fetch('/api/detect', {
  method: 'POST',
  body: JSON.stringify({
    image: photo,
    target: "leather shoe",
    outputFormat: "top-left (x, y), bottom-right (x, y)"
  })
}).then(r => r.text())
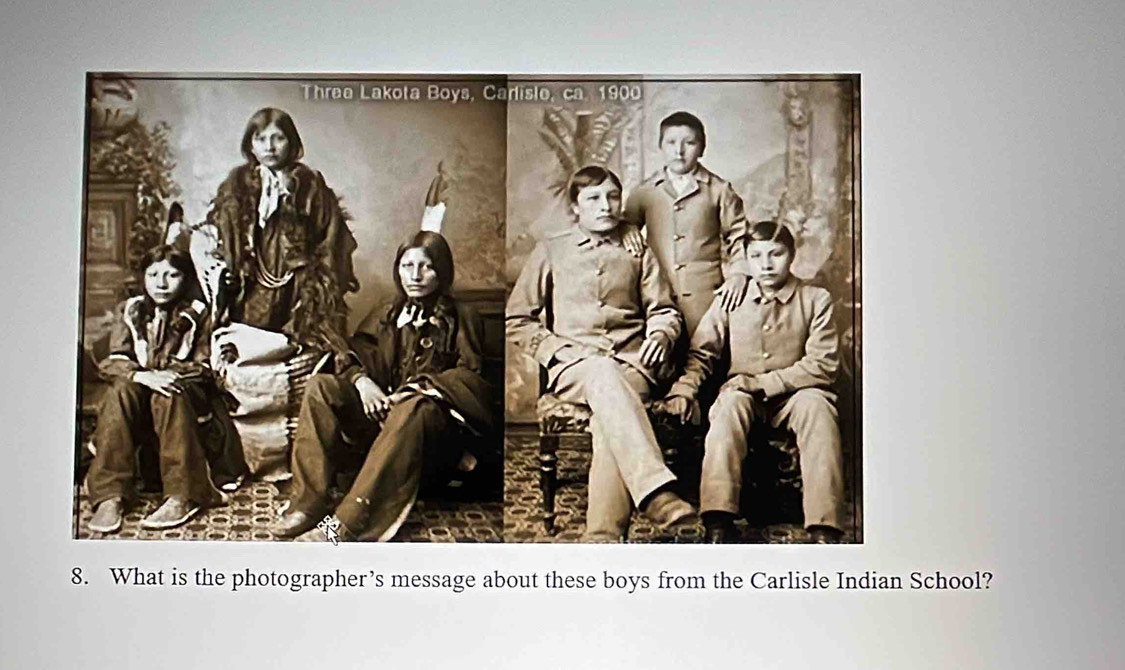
top-left (271, 509), bottom-right (321, 539)
top-left (808, 525), bottom-right (844, 544)
top-left (643, 490), bottom-right (698, 530)
top-left (140, 496), bottom-right (201, 530)
top-left (704, 517), bottom-right (738, 544)
top-left (89, 498), bottom-right (123, 533)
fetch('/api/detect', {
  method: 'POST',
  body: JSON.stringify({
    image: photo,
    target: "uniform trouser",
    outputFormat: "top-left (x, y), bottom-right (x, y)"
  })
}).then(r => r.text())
top-left (676, 290), bottom-right (715, 339)
top-left (86, 380), bottom-right (220, 508)
top-left (551, 357), bottom-right (677, 539)
top-left (702, 386), bottom-right (844, 530)
top-left (288, 374), bottom-right (449, 541)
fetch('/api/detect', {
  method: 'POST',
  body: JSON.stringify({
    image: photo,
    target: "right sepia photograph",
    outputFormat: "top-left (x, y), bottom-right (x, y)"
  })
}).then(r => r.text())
top-left (503, 75), bottom-right (861, 543)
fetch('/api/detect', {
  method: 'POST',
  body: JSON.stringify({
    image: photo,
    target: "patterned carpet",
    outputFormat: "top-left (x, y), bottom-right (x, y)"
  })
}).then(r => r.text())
top-left (503, 431), bottom-right (858, 543)
top-left (72, 431), bottom-right (854, 544)
top-left (73, 479), bottom-right (503, 543)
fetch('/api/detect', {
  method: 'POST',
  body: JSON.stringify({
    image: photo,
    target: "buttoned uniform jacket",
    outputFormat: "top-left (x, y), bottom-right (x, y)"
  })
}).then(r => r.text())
top-left (623, 164), bottom-right (751, 334)
top-left (506, 226), bottom-right (683, 388)
top-left (667, 276), bottom-right (839, 402)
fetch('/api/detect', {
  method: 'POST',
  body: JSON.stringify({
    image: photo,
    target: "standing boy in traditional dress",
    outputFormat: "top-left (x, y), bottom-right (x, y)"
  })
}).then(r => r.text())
top-left (507, 165), bottom-right (695, 541)
top-left (656, 221), bottom-right (844, 543)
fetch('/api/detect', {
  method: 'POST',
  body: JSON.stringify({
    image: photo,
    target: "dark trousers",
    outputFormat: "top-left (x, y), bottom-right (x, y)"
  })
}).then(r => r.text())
top-left (288, 374), bottom-right (450, 541)
top-left (86, 380), bottom-right (222, 508)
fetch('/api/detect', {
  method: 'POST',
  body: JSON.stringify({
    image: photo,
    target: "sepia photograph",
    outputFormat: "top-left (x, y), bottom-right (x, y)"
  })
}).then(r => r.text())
top-left (75, 74), bottom-right (507, 542)
top-left (503, 76), bottom-right (861, 543)
top-left (73, 72), bottom-right (861, 546)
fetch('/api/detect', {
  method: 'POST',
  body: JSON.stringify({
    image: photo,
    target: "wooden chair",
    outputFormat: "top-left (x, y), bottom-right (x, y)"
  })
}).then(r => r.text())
top-left (535, 374), bottom-right (691, 534)
top-left (528, 279), bottom-right (705, 535)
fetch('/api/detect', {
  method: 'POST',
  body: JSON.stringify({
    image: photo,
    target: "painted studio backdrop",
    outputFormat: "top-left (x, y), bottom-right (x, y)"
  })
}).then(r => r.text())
top-left (505, 78), bottom-right (860, 417)
top-left (503, 76), bottom-right (861, 541)
top-left (76, 75), bottom-right (507, 540)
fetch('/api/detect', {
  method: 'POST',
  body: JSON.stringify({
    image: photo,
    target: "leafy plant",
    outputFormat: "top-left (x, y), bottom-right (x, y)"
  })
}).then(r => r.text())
top-left (89, 120), bottom-right (181, 272)
top-left (539, 106), bottom-right (632, 198)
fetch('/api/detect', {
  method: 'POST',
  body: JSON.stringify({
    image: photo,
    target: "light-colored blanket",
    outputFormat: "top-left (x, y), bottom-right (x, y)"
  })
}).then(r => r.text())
top-left (212, 324), bottom-right (328, 481)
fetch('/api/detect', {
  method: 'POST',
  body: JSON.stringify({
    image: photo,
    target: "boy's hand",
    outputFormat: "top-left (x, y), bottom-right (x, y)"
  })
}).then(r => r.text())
top-left (639, 333), bottom-right (672, 368)
top-left (355, 376), bottom-right (392, 422)
top-left (654, 395), bottom-right (694, 424)
top-left (621, 224), bottom-right (645, 257)
top-left (715, 273), bottom-right (749, 311)
top-left (133, 370), bottom-right (183, 397)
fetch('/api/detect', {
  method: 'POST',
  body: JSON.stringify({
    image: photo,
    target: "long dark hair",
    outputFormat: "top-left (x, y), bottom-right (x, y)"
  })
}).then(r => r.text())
top-left (137, 244), bottom-right (202, 309)
top-left (239, 107), bottom-right (305, 166)
top-left (390, 231), bottom-right (455, 314)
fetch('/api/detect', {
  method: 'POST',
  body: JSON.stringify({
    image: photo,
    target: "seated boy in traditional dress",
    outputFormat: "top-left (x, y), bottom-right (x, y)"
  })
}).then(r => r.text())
top-left (87, 246), bottom-right (244, 533)
top-left (507, 165), bottom-right (696, 541)
top-left (656, 221), bottom-right (845, 543)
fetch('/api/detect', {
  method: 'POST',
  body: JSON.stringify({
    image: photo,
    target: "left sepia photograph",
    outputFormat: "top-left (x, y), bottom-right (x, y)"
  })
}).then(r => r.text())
top-left (75, 74), bottom-right (507, 542)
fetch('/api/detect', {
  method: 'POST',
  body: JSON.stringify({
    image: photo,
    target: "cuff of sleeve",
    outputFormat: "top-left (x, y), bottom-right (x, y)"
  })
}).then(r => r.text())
top-left (759, 371), bottom-right (787, 398)
top-left (667, 381), bottom-right (697, 400)
top-left (645, 324), bottom-right (678, 346)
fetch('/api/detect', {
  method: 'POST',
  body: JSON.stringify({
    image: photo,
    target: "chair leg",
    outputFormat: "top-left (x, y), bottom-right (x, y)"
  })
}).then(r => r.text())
top-left (539, 432), bottom-right (559, 535)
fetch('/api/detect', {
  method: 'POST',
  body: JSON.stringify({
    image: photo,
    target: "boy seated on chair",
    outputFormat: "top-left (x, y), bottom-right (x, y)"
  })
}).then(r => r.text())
top-left (506, 165), bottom-right (696, 542)
top-left (655, 221), bottom-right (845, 543)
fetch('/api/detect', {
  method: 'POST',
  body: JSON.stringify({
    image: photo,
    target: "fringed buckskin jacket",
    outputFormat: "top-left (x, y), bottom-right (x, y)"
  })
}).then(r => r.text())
top-left (207, 162), bottom-right (359, 362)
top-left (99, 296), bottom-right (212, 383)
top-left (341, 295), bottom-right (495, 438)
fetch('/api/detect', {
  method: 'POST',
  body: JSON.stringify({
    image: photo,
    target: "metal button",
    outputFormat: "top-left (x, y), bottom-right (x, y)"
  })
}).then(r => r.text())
top-left (762, 352), bottom-right (771, 359)
top-left (595, 268), bottom-right (604, 276)
top-left (674, 204), bottom-right (683, 211)
top-left (673, 234), bottom-right (685, 241)
top-left (763, 325), bottom-right (771, 331)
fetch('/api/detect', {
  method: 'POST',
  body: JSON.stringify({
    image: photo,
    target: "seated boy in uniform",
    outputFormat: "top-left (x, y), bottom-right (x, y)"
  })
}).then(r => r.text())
top-left (656, 221), bottom-right (844, 543)
top-left (507, 165), bottom-right (695, 541)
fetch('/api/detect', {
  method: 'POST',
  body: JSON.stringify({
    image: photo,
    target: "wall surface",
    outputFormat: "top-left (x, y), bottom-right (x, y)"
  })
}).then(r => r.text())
top-left (504, 78), bottom-right (858, 421)
top-left (93, 76), bottom-right (508, 332)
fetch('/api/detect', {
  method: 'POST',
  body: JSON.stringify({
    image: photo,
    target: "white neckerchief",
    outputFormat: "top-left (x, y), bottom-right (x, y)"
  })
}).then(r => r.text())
top-left (257, 165), bottom-right (290, 227)
top-left (147, 307), bottom-right (169, 347)
top-left (396, 303), bottom-right (429, 329)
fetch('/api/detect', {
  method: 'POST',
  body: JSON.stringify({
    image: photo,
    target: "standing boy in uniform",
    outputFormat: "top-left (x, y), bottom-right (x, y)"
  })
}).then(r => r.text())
top-left (623, 111), bottom-right (751, 338)
top-left (656, 221), bottom-right (844, 543)
top-left (507, 165), bottom-right (694, 541)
